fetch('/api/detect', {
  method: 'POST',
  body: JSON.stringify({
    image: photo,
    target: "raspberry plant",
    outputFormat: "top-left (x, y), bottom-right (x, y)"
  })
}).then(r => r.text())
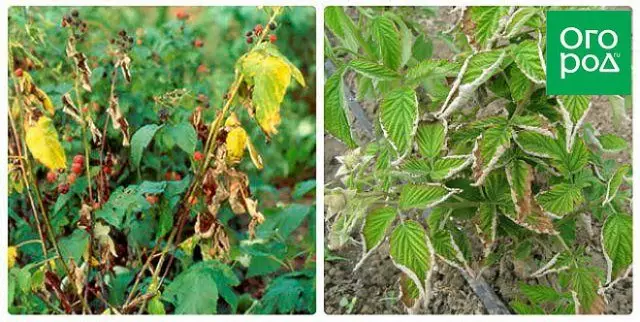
top-left (325, 6), bottom-right (631, 314)
top-left (8, 7), bottom-right (316, 314)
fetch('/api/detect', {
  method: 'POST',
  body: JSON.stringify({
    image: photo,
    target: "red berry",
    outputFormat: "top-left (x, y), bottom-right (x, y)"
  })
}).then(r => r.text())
top-left (176, 10), bottom-right (189, 20)
top-left (81, 106), bottom-right (89, 114)
top-left (165, 171), bottom-right (173, 180)
top-left (246, 37), bottom-right (254, 44)
top-left (103, 166), bottom-right (112, 175)
top-left (71, 162), bottom-right (83, 175)
top-left (146, 195), bottom-right (158, 205)
top-left (194, 39), bottom-right (204, 48)
top-left (194, 151), bottom-right (204, 161)
top-left (269, 34), bottom-right (277, 43)
top-left (65, 135), bottom-right (73, 142)
top-left (254, 24), bottom-right (263, 35)
top-left (197, 64), bottom-right (208, 74)
top-left (188, 195), bottom-right (198, 205)
top-left (67, 173), bottom-right (77, 184)
top-left (173, 172), bottom-right (182, 181)
top-left (14, 68), bottom-right (23, 77)
top-left (58, 183), bottom-right (70, 194)
top-left (92, 202), bottom-right (101, 210)
top-left (73, 154), bottom-right (85, 164)
top-left (46, 171), bottom-right (58, 183)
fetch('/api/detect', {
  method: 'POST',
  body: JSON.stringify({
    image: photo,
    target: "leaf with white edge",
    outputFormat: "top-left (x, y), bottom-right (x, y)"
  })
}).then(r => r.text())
top-left (568, 265), bottom-right (603, 314)
top-left (349, 59), bottom-right (400, 80)
top-left (505, 160), bottom-right (557, 235)
top-left (400, 158), bottom-right (431, 177)
top-left (511, 114), bottom-right (555, 137)
top-left (557, 95), bottom-right (591, 151)
top-left (389, 221), bottom-right (432, 311)
top-left (595, 134), bottom-right (627, 153)
top-left (385, 12), bottom-right (413, 68)
top-left (531, 251), bottom-right (572, 277)
top-left (379, 87), bottom-right (418, 159)
top-left (406, 59), bottom-right (459, 82)
top-left (25, 116), bottom-right (67, 171)
top-left (536, 183), bottom-right (583, 218)
top-left (431, 155), bottom-right (472, 181)
top-left (415, 120), bottom-right (447, 159)
top-left (603, 164), bottom-right (630, 205)
top-left (474, 204), bottom-right (497, 256)
top-left (471, 124), bottom-right (511, 186)
top-left (508, 65), bottom-right (531, 101)
top-left (512, 40), bottom-right (546, 84)
top-left (437, 50), bottom-right (506, 119)
top-left (602, 213), bottom-right (632, 283)
top-left (463, 6), bottom-right (509, 50)
top-left (372, 16), bottom-right (402, 70)
top-left (131, 124), bottom-right (162, 169)
top-left (514, 130), bottom-right (562, 159)
top-left (324, 67), bottom-right (356, 147)
top-left (504, 7), bottom-right (542, 38)
top-left (399, 184), bottom-right (460, 210)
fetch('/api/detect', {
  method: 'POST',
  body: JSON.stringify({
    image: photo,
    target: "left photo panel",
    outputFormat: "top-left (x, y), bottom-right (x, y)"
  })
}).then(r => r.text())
top-left (7, 6), bottom-right (316, 315)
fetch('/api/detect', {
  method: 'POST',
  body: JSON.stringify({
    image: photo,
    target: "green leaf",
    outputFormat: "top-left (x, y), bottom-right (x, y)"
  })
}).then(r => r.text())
top-left (602, 213), bottom-right (632, 282)
top-left (372, 16), bottom-right (402, 70)
top-left (505, 160), bottom-right (557, 235)
top-left (514, 130), bottom-right (562, 159)
top-left (567, 265), bottom-right (601, 313)
top-left (379, 87), bottom-right (418, 159)
top-left (464, 6), bottom-right (508, 49)
top-left (412, 34), bottom-right (433, 61)
top-left (147, 295), bottom-right (166, 315)
top-left (324, 67), bottom-right (356, 147)
top-left (292, 179), bottom-right (316, 200)
top-left (596, 134), bottom-right (627, 153)
top-left (462, 50), bottom-right (506, 84)
top-left (163, 261), bottom-right (239, 314)
top-left (471, 123), bottom-right (511, 185)
top-left (504, 7), bottom-right (542, 38)
top-left (519, 283), bottom-right (563, 304)
top-left (399, 184), bottom-right (460, 210)
top-left (536, 183), bottom-right (583, 218)
top-left (474, 204), bottom-right (497, 255)
top-left (389, 221), bottom-right (432, 310)
top-left (604, 164), bottom-right (631, 205)
top-left (130, 124), bottom-right (161, 169)
top-left (168, 122), bottom-right (197, 156)
top-left (415, 120), bottom-right (446, 159)
top-left (349, 59), bottom-right (400, 80)
top-left (324, 7), bottom-right (360, 53)
top-left (58, 229), bottom-right (90, 263)
top-left (406, 59), bottom-right (459, 82)
top-left (512, 40), bottom-right (545, 84)
top-left (430, 155), bottom-right (472, 181)
top-left (362, 207), bottom-right (397, 253)
top-left (508, 65), bottom-right (531, 101)
top-left (258, 271), bottom-right (315, 314)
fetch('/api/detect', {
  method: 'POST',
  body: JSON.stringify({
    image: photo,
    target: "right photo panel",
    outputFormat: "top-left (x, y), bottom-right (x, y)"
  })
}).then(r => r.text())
top-left (324, 6), bottom-right (632, 315)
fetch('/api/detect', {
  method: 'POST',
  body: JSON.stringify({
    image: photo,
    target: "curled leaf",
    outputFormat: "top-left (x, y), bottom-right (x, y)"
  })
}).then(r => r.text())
top-left (108, 95), bottom-right (131, 146)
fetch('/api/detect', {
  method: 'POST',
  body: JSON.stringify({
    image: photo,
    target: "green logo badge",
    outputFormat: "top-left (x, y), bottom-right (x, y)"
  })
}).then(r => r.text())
top-left (546, 10), bottom-right (631, 95)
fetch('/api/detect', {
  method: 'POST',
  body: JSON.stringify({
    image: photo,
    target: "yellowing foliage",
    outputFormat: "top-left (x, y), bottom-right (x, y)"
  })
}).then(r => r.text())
top-left (8, 246), bottom-right (18, 269)
top-left (237, 45), bottom-right (305, 138)
top-left (226, 127), bottom-right (248, 166)
top-left (25, 116), bottom-right (67, 170)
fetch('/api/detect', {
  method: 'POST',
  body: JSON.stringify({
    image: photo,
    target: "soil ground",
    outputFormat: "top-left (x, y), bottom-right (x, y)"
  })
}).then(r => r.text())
top-left (324, 6), bottom-right (633, 315)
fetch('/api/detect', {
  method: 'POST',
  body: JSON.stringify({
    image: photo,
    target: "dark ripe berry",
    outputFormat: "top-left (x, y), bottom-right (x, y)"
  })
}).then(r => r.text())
top-left (118, 29), bottom-right (126, 37)
top-left (73, 154), bottom-right (85, 164)
top-left (128, 36), bottom-right (133, 43)
top-left (245, 30), bottom-right (253, 37)
top-left (269, 34), bottom-right (277, 43)
top-left (14, 68), bottom-right (23, 77)
top-left (194, 151), bottom-right (204, 161)
top-left (65, 15), bottom-right (73, 23)
top-left (71, 162), bottom-right (83, 175)
top-left (46, 171), bottom-right (58, 183)
top-left (71, 9), bottom-right (79, 17)
top-left (110, 38), bottom-right (115, 44)
top-left (67, 173), bottom-right (77, 184)
top-left (158, 108), bottom-right (169, 122)
top-left (268, 22), bottom-right (277, 30)
top-left (193, 39), bottom-right (204, 48)
top-left (58, 183), bottom-right (70, 194)
top-left (246, 37), bottom-right (254, 44)
top-left (62, 19), bottom-right (67, 28)
top-left (103, 166), bottom-right (112, 175)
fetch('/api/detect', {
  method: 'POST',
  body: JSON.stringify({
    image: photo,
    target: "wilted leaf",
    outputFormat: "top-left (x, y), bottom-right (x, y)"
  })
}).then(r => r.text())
top-left (25, 116), bottom-right (67, 170)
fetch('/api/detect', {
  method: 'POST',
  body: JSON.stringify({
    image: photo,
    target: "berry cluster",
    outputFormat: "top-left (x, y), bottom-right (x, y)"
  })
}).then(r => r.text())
top-left (245, 22), bottom-right (278, 44)
top-left (109, 29), bottom-right (134, 52)
top-left (61, 9), bottom-right (88, 42)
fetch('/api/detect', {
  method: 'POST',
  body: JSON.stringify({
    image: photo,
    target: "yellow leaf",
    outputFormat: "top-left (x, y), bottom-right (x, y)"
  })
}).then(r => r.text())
top-left (33, 87), bottom-right (55, 115)
top-left (26, 116), bottom-right (67, 170)
top-left (8, 246), bottom-right (18, 269)
top-left (238, 47), bottom-right (304, 138)
top-left (226, 127), bottom-right (248, 166)
top-left (246, 138), bottom-right (264, 170)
